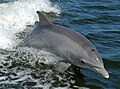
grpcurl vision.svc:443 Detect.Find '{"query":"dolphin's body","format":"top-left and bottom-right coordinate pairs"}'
top-left (18, 11), bottom-right (109, 78)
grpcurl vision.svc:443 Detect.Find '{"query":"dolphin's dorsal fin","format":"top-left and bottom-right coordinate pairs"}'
top-left (36, 11), bottom-right (52, 26)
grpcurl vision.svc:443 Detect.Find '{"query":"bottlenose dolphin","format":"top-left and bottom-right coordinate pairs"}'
top-left (17, 11), bottom-right (109, 78)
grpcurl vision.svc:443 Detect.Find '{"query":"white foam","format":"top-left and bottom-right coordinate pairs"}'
top-left (0, 76), bottom-right (7, 81)
top-left (0, 0), bottom-right (60, 49)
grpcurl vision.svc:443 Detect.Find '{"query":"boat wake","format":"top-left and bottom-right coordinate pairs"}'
top-left (0, 0), bottom-right (60, 49)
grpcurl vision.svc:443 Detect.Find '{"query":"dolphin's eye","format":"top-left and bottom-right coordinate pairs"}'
top-left (91, 48), bottom-right (95, 51)
top-left (81, 60), bottom-right (85, 64)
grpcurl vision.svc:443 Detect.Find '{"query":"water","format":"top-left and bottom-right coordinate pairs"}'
top-left (0, 0), bottom-right (120, 89)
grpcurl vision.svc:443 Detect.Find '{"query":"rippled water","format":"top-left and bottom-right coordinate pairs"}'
top-left (0, 0), bottom-right (120, 89)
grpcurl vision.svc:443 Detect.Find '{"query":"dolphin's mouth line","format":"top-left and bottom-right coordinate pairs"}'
top-left (83, 63), bottom-right (109, 78)
top-left (92, 67), bottom-right (109, 78)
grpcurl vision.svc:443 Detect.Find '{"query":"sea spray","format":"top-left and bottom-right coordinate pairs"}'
top-left (0, 0), bottom-right (60, 49)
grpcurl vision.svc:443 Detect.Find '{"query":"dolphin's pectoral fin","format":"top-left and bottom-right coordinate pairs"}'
top-left (56, 61), bottom-right (71, 73)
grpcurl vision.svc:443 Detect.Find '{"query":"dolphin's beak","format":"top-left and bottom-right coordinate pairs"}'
top-left (94, 67), bottom-right (109, 78)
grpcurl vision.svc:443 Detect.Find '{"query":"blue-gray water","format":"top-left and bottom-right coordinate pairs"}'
top-left (0, 0), bottom-right (120, 89)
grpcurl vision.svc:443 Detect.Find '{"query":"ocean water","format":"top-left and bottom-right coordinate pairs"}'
top-left (0, 0), bottom-right (120, 89)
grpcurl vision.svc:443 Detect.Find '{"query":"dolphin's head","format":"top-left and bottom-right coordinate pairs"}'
top-left (79, 43), bottom-right (109, 78)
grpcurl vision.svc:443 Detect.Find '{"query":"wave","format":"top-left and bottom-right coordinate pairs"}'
top-left (0, 0), bottom-right (60, 49)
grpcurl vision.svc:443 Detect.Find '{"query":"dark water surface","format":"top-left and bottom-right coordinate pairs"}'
top-left (54, 0), bottom-right (120, 89)
top-left (0, 0), bottom-right (120, 89)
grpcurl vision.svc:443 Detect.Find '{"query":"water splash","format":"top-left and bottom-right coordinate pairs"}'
top-left (0, 0), bottom-right (60, 49)
top-left (0, 47), bottom-right (78, 89)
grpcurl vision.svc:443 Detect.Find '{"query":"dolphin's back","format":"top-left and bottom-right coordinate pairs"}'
top-left (20, 24), bottom-right (83, 55)
top-left (18, 24), bottom-right (96, 66)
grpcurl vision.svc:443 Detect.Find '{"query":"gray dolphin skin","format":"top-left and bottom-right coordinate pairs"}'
top-left (17, 11), bottom-right (109, 78)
